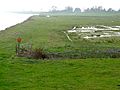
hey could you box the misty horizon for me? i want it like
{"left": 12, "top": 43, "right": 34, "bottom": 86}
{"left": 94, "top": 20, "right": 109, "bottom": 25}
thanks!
{"left": 0, "top": 0, "right": 119, "bottom": 12}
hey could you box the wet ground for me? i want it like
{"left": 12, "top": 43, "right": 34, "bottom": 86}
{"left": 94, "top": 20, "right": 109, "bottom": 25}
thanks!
{"left": 67, "top": 25, "right": 120, "bottom": 39}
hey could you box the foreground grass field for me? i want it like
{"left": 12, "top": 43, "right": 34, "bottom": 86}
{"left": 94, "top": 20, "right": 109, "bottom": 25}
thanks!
{"left": 0, "top": 58, "right": 120, "bottom": 90}
{"left": 0, "top": 14, "right": 120, "bottom": 89}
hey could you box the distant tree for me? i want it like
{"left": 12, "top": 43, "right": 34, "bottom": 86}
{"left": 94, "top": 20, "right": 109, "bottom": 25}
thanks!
{"left": 74, "top": 8, "right": 81, "bottom": 13}
{"left": 103, "top": 8, "right": 106, "bottom": 12}
{"left": 64, "top": 6, "right": 73, "bottom": 13}
{"left": 51, "top": 6, "right": 57, "bottom": 12}
{"left": 107, "top": 8, "right": 115, "bottom": 12}
{"left": 98, "top": 6, "right": 102, "bottom": 11}
{"left": 84, "top": 6, "right": 108, "bottom": 13}
{"left": 84, "top": 8, "right": 90, "bottom": 12}
{"left": 91, "top": 7, "right": 95, "bottom": 12}
{"left": 97, "top": 6, "right": 106, "bottom": 12}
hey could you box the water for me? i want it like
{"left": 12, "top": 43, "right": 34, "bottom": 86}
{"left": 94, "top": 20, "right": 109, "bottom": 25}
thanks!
{"left": 0, "top": 12, "right": 35, "bottom": 30}
{"left": 67, "top": 25, "right": 120, "bottom": 39}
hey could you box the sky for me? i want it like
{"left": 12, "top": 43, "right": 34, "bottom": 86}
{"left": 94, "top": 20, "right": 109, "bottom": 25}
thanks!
{"left": 0, "top": 0, "right": 120, "bottom": 12}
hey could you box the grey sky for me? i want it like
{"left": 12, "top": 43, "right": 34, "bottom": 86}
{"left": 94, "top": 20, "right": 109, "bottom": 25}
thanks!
{"left": 0, "top": 0, "right": 120, "bottom": 12}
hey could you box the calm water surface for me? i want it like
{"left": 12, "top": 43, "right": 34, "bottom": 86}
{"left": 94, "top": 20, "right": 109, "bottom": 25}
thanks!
{"left": 0, "top": 12, "right": 35, "bottom": 30}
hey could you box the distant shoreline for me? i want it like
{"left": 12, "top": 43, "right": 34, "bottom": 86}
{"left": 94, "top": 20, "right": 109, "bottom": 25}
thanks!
{"left": 3, "top": 15, "right": 35, "bottom": 31}
{"left": 0, "top": 13, "right": 37, "bottom": 31}
{"left": 1, "top": 12, "right": 120, "bottom": 31}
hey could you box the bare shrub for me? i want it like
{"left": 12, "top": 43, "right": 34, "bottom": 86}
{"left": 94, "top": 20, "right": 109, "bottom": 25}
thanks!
{"left": 32, "top": 48, "right": 48, "bottom": 59}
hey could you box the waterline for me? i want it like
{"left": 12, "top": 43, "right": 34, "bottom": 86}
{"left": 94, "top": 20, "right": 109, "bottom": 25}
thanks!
{"left": 0, "top": 12, "right": 36, "bottom": 31}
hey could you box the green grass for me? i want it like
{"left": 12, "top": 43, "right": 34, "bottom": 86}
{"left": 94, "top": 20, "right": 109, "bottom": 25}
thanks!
{"left": 0, "top": 15, "right": 120, "bottom": 54}
{"left": 0, "top": 58, "right": 120, "bottom": 90}
{"left": 0, "top": 14, "right": 120, "bottom": 89}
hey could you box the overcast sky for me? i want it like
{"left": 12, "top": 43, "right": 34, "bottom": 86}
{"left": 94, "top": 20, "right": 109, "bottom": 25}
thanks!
{"left": 0, "top": 0, "right": 120, "bottom": 12}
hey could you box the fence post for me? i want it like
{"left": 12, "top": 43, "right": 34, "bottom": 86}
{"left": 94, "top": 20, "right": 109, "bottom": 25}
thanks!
{"left": 16, "top": 37, "right": 22, "bottom": 55}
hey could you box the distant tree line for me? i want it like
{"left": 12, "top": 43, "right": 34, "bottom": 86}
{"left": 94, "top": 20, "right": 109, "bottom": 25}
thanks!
{"left": 84, "top": 6, "right": 118, "bottom": 13}
{"left": 50, "top": 6, "right": 81, "bottom": 13}
{"left": 49, "top": 6, "right": 120, "bottom": 13}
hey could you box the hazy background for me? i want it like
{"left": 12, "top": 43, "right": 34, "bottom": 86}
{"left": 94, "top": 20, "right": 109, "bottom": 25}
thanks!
{"left": 0, "top": 0, "right": 120, "bottom": 12}
{"left": 0, "top": 0, "right": 119, "bottom": 30}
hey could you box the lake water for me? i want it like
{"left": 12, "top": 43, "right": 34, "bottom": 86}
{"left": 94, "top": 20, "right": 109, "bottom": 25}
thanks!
{"left": 0, "top": 12, "right": 35, "bottom": 31}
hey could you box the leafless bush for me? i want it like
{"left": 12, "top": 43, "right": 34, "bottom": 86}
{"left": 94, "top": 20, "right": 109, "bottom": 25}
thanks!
{"left": 32, "top": 48, "right": 48, "bottom": 59}
{"left": 16, "top": 46, "right": 48, "bottom": 59}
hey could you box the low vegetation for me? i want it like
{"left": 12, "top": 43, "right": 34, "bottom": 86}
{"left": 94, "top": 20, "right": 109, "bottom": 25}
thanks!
{"left": 0, "top": 15, "right": 120, "bottom": 59}
{"left": 0, "top": 14, "right": 120, "bottom": 89}
{"left": 0, "top": 58, "right": 120, "bottom": 90}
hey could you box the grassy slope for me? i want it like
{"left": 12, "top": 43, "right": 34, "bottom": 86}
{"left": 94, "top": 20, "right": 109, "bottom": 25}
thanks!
{"left": 0, "top": 15, "right": 120, "bottom": 54}
{"left": 0, "top": 15, "right": 120, "bottom": 89}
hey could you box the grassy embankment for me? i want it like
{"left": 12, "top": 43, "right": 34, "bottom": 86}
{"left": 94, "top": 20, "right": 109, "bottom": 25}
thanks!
{"left": 0, "top": 14, "right": 120, "bottom": 89}
{"left": 1, "top": 15, "right": 120, "bottom": 58}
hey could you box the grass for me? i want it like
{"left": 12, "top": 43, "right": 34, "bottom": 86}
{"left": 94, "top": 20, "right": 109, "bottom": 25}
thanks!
{"left": 0, "top": 15, "right": 120, "bottom": 58}
{"left": 0, "top": 58, "right": 120, "bottom": 90}
{"left": 0, "top": 14, "right": 120, "bottom": 89}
